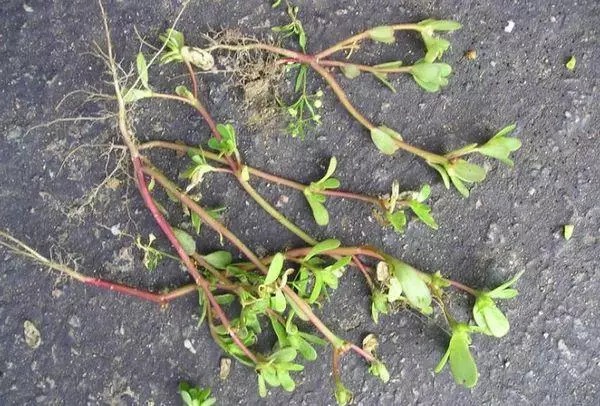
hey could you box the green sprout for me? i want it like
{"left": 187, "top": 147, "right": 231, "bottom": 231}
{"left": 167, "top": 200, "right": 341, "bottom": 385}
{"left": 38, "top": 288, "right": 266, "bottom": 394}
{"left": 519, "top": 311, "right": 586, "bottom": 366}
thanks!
{"left": 303, "top": 157, "right": 340, "bottom": 225}
{"left": 473, "top": 271, "right": 524, "bottom": 337}
{"left": 178, "top": 382, "right": 216, "bottom": 406}
{"left": 428, "top": 124, "right": 522, "bottom": 197}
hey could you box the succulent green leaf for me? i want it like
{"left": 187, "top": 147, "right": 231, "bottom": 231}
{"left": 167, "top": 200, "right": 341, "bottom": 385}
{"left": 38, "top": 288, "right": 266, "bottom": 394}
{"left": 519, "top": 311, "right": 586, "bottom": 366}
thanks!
{"left": 448, "top": 328, "right": 478, "bottom": 388}
{"left": 321, "top": 177, "right": 341, "bottom": 189}
{"left": 318, "top": 156, "right": 338, "bottom": 183}
{"left": 370, "top": 126, "right": 401, "bottom": 155}
{"left": 375, "top": 60, "right": 404, "bottom": 69}
{"left": 162, "top": 28, "right": 185, "bottom": 50}
{"left": 409, "top": 201, "right": 439, "bottom": 229}
{"left": 487, "top": 270, "right": 524, "bottom": 298}
{"left": 372, "top": 72, "right": 396, "bottom": 92}
{"left": 371, "top": 289, "right": 389, "bottom": 323}
{"left": 305, "top": 239, "right": 341, "bottom": 260}
{"left": 298, "top": 30, "right": 307, "bottom": 50}
{"left": 423, "top": 36, "right": 451, "bottom": 63}
{"left": 264, "top": 252, "right": 285, "bottom": 285}
{"left": 371, "top": 61, "right": 402, "bottom": 92}
{"left": 417, "top": 184, "right": 431, "bottom": 202}
{"left": 410, "top": 61, "right": 452, "bottom": 92}
{"left": 369, "top": 26, "right": 395, "bottom": 44}
{"left": 428, "top": 162, "right": 451, "bottom": 188}
{"left": 286, "top": 296, "right": 310, "bottom": 321}
{"left": 277, "top": 370, "right": 296, "bottom": 392}
{"left": 216, "top": 123, "right": 235, "bottom": 140}
{"left": 304, "top": 190, "right": 329, "bottom": 226}
{"left": 477, "top": 124, "right": 521, "bottom": 166}
{"left": 308, "top": 274, "right": 324, "bottom": 303}
{"left": 494, "top": 123, "right": 518, "bottom": 138}
{"left": 290, "top": 335, "right": 317, "bottom": 360}
{"left": 372, "top": 361, "right": 390, "bottom": 383}
{"left": 258, "top": 374, "right": 267, "bottom": 397}
{"left": 270, "top": 290, "right": 287, "bottom": 313}
{"left": 449, "top": 160, "right": 487, "bottom": 183}
{"left": 172, "top": 228, "right": 196, "bottom": 255}
{"left": 490, "top": 288, "right": 518, "bottom": 299}
{"left": 215, "top": 293, "right": 236, "bottom": 305}
{"left": 335, "top": 381, "right": 354, "bottom": 406}
{"left": 386, "top": 211, "right": 407, "bottom": 233}
{"left": 261, "top": 367, "right": 280, "bottom": 387}
{"left": 271, "top": 347, "right": 297, "bottom": 363}
{"left": 202, "top": 251, "right": 232, "bottom": 269}
{"left": 473, "top": 294, "right": 509, "bottom": 337}
{"left": 434, "top": 345, "right": 450, "bottom": 373}
{"left": 294, "top": 65, "right": 307, "bottom": 93}
{"left": 299, "top": 331, "right": 327, "bottom": 346}
{"left": 387, "top": 277, "right": 403, "bottom": 302}
{"left": 390, "top": 259, "right": 432, "bottom": 314}
{"left": 341, "top": 64, "right": 361, "bottom": 79}
{"left": 449, "top": 173, "right": 470, "bottom": 197}
{"left": 179, "top": 382, "right": 216, "bottom": 406}
{"left": 417, "top": 19, "right": 462, "bottom": 32}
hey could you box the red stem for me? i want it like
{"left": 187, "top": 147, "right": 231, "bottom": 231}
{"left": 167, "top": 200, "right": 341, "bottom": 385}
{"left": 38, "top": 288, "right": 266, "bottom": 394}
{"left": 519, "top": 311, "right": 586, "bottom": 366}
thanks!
{"left": 133, "top": 157, "right": 258, "bottom": 363}
{"left": 184, "top": 60, "right": 199, "bottom": 99}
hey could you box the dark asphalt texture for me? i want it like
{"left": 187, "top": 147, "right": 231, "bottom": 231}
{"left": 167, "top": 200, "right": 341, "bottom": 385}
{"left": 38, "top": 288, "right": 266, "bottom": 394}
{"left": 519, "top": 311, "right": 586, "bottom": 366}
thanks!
{"left": 1, "top": 0, "right": 599, "bottom": 405}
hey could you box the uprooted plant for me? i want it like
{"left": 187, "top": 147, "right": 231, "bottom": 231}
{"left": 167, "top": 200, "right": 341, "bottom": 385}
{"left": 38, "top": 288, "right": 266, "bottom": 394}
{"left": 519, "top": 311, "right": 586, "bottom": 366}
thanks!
{"left": 177, "top": 0, "right": 522, "bottom": 198}
{"left": 0, "top": 1, "right": 526, "bottom": 404}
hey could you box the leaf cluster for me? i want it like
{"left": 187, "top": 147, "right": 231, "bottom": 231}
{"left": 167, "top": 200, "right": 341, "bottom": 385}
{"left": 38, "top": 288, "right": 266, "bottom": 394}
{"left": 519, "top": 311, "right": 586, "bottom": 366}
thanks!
{"left": 272, "top": 2, "right": 307, "bottom": 51}
{"left": 302, "top": 157, "right": 340, "bottom": 226}
{"left": 179, "top": 382, "right": 216, "bottom": 406}
{"left": 428, "top": 124, "right": 521, "bottom": 197}
{"left": 208, "top": 123, "right": 240, "bottom": 160}
{"left": 379, "top": 182, "right": 438, "bottom": 234}
{"left": 416, "top": 19, "right": 462, "bottom": 63}
{"left": 434, "top": 271, "right": 524, "bottom": 387}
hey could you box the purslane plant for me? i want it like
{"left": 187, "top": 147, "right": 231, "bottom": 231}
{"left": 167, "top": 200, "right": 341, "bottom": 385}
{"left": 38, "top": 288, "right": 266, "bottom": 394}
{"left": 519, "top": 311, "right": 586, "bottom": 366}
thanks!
{"left": 0, "top": 2, "right": 526, "bottom": 405}
{"left": 174, "top": 3, "right": 523, "bottom": 197}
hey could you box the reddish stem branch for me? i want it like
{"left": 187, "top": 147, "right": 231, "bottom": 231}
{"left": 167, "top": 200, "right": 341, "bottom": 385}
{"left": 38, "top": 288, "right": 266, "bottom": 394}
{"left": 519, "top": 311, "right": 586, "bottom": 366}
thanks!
{"left": 138, "top": 141, "right": 385, "bottom": 208}
{"left": 184, "top": 60, "right": 199, "bottom": 99}
{"left": 318, "top": 59, "right": 411, "bottom": 74}
{"left": 133, "top": 158, "right": 258, "bottom": 363}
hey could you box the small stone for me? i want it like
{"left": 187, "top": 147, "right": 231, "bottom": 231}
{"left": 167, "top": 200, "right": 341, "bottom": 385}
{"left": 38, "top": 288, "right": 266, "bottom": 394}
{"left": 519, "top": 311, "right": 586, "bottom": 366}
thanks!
{"left": 23, "top": 4, "right": 34, "bottom": 12}
{"left": 68, "top": 315, "right": 81, "bottom": 328}
{"left": 6, "top": 126, "right": 23, "bottom": 141}
{"left": 110, "top": 224, "right": 121, "bottom": 236}
{"left": 24, "top": 320, "right": 41, "bottom": 349}
{"left": 504, "top": 20, "right": 515, "bottom": 33}
{"left": 183, "top": 339, "right": 196, "bottom": 354}
{"left": 219, "top": 358, "right": 232, "bottom": 380}
{"left": 276, "top": 195, "right": 289, "bottom": 207}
